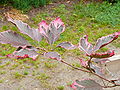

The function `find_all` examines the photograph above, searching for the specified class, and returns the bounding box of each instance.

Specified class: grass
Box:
[0,1,120,89]
[13,72,25,79]
[36,73,50,80]
[57,85,64,90]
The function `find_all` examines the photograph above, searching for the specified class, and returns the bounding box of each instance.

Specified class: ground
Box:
[0,1,120,90]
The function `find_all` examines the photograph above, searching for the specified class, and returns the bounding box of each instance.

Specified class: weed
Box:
[36,73,50,80]
[0,71,6,74]
[10,64,19,70]
[23,70,29,75]
[44,62,57,68]
[1,26,9,31]
[0,79,4,83]
[13,72,25,79]
[57,85,64,90]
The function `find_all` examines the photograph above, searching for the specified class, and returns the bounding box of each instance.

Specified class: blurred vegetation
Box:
[1,0,120,11]
[0,0,48,11]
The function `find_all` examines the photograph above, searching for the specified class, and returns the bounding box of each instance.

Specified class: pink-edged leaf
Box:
[38,18,65,45]
[7,46,38,60]
[79,35,93,55]
[8,17,42,42]
[38,20,49,37]
[90,63,104,76]
[57,42,77,50]
[88,50,115,58]
[70,81,83,90]
[0,30,30,47]
[48,17,65,44]
[71,79,103,90]
[49,17,65,35]
[79,58,88,67]
[46,29,56,45]
[92,58,110,64]
[38,20,55,45]
[93,32,120,52]
[44,52,61,61]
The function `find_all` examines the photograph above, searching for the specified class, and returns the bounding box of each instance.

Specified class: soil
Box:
[0,1,120,90]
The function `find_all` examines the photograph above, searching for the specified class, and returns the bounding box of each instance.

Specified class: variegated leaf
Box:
[71,79,103,90]
[7,46,38,60]
[57,42,77,50]
[93,32,120,52]
[79,35,93,55]
[44,52,61,61]
[8,17,42,42]
[39,17,65,45]
[0,30,30,47]
[88,50,114,58]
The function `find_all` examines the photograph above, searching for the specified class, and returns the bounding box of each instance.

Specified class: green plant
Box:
[36,73,50,80]
[74,2,120,27]
[23,70,29,75]
[0,16,120,89]
[14,72,25,79]
[57,85,64,90]
[1,0,47,11]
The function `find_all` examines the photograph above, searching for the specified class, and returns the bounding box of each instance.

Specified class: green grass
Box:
[0,2,120,89]
[13,72,25,79]
[57,85,64,90]
[74,2,120,27]
[36,73,50,80]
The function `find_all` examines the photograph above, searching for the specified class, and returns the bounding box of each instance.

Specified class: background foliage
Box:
[0,0,47,11]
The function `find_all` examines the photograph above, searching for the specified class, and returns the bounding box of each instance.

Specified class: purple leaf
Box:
[0,30,30,47]
[38,20,49,38]
[57,42,77,50]
[8,17,42,42]
[7,46,38,60]
[49,17,65,35]
[90,63,104,76]
[92,58,110,64]
[88,50,115,58]
[71,79,103,90]
[44,52,61,61]
[93,32,120,52]
[79,35,93,55]
[39,17,65,45]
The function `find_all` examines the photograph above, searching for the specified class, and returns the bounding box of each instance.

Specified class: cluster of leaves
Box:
[0,16,120,90]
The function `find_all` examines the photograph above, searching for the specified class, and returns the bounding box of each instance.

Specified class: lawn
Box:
[0,1,120,90]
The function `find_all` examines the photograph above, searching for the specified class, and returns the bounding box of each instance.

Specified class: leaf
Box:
[0,30,30,47]
[79,35,93,55]
[7,46,38,60]
[57,42,77,50]
[44,52,61,61]
[93,32,120,52]
[108,54,120,62]
[88,50,115,58]
[92,58,110,64]
[39,17,65,45]
[71,79,103,90]
[38,20,49,38]
[49,17,65,35]
[8,17,42,42]
[90,64,104,76]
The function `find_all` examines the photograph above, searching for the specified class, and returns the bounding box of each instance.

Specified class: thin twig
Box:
[61,60,120,88]
[61,60,91,73]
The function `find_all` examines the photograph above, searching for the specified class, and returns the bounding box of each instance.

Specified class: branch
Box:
[60,60,120,88]
[61,60,91,73]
